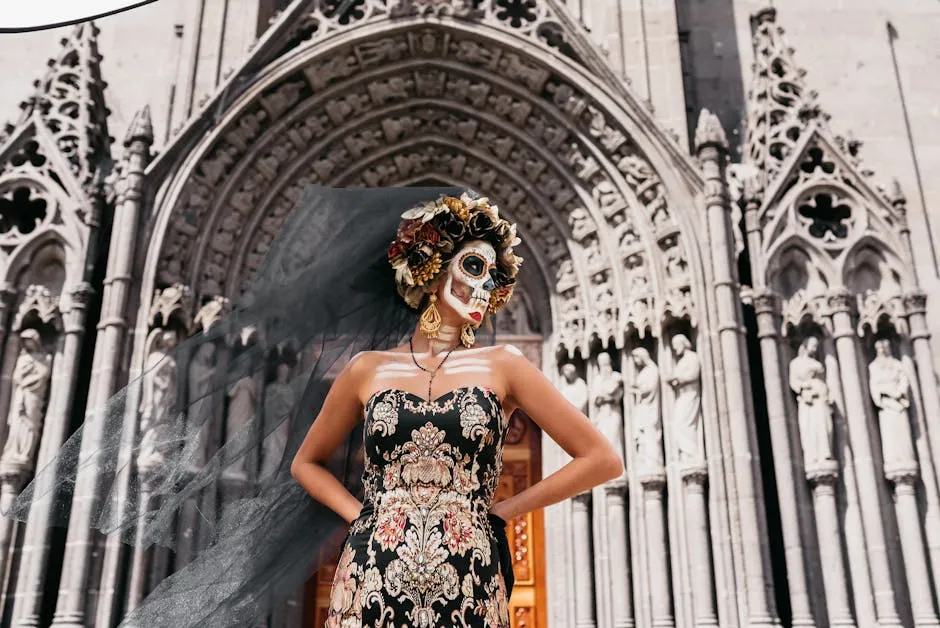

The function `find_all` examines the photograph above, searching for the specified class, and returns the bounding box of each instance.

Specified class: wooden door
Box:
[304,335,547,627]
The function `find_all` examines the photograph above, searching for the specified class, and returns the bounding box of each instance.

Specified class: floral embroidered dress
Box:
[326,385,514,628]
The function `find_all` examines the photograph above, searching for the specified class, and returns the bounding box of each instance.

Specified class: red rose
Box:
[415,222,441,244]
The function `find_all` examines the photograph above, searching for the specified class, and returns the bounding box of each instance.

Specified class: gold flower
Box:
[444,196,470,222]
[412,252,442,286]
[488,286,514,313]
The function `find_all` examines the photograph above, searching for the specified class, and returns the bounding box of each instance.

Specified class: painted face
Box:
[439,239,497,326]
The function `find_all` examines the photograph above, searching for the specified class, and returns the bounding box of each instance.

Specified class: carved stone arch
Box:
[0,124,92,282]
[765,235,836,299]
[146,16,708,355]
[842,236,909,295]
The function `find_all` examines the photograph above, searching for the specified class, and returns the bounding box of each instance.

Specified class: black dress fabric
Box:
[327,385,515,627]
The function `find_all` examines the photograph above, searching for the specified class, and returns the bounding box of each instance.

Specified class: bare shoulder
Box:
[488,343,531,379]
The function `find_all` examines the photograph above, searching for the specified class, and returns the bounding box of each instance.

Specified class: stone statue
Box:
[226,375,260,478]
[187,342,218,467]
[788,336,834,467]
[260,362,296,481]
[868,339,916,470]
[591,352,624,454]
[0,329,52,467]
[559,362,589,414]
[138,330,180,471]
[668,334,705,465]
[630,347,663,470]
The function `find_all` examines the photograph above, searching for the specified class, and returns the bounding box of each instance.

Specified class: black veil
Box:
[4,184,470,627]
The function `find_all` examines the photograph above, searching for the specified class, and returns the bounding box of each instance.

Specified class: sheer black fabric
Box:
[4,184,471,627]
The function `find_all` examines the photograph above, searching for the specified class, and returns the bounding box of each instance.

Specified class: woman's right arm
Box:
[290,351,370,524]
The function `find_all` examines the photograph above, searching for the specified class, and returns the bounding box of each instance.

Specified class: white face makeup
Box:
[439,239,497,326]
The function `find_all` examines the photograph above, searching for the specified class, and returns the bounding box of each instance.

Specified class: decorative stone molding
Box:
[155,23,703,351]
[194,296,232,333]
[11,285,61,332]
[148,284,195,332]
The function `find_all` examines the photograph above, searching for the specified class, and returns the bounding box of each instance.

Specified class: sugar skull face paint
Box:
[438,239,497,326]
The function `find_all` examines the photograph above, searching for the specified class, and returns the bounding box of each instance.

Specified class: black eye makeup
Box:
[460,252,488,277]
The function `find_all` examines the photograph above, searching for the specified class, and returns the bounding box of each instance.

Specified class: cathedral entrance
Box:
[303,334,548,627]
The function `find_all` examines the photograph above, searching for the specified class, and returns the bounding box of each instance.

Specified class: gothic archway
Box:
[139,7,718,627]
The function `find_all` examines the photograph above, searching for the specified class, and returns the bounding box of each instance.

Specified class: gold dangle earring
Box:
[419,293,442,338]
[460,322,475,348]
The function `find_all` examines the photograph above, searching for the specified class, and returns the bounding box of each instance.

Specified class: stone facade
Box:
[0,1,938,627]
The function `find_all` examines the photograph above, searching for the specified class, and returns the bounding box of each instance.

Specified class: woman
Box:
[4,186,621,628]
[292,193,622,626]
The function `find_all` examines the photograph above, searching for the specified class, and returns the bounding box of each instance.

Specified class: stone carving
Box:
[187,342,218,467]
[667,335,705,465]
[630,348,663,470]
[559,363,588,415]
[868,339,916,471]
[591,353,624,453]
[788,336,835,467]
[137,330,180,472]
[226,375,260,478]
[0,329,52,468]
[260,362,296,481]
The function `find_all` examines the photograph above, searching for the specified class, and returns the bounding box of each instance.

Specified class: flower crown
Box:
[387,193,523,314]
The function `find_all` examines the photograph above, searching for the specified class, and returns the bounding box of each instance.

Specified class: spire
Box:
[10,21,112,186]
[124,105,154,148]
[743,6,830,187]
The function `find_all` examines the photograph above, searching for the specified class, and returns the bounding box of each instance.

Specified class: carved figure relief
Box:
[559,362,588,415]
[868,339,916,470]
[630,348,663,471]
[788,336,835,467]
[0,329,53,468]
[591,352,624,455]
[187,342,218,467]
[260,362,296,481]
[667,334,705,465]
[226,375,260,478]
[138,330,180,472]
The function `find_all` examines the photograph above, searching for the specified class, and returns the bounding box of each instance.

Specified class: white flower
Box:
[400,199,448,223]
[392,257,415,286]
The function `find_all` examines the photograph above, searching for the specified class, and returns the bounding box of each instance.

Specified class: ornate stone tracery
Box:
[151,21,705,354]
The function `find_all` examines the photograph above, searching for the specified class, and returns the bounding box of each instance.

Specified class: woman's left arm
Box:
[489,345,625,522]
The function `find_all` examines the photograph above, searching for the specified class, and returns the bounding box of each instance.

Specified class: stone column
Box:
[52,107,154,628]
[751,290,817,627]
[885,467,940,627]
[904,292,940,479]
[0,282,19,448]
[572,490,597,628]
[817,330,878,628]
[605,479,634,628]
[641,473,674,628]
[828,291,902,626]
[10,284,95,628]
[682,467,718,628]
[805,462,856,628]
[696,110,778,627]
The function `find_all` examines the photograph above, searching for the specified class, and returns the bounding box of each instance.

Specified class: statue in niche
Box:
[559,362,588,414]
[260,362,296,481]
[0,329,53,467]
[138,330,180,471]
[788,336,835,467]
[630,348,663,470]
[868,339,916,469]
[187,342,218,467]
[591,352,624,456]
[667,334,705,465]
[226,374,260,479]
